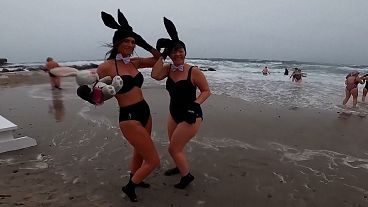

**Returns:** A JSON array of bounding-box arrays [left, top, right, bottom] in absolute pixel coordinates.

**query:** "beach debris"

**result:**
[[273, 172, 286, 183]]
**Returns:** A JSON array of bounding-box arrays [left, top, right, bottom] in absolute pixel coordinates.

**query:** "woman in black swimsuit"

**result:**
[[151, 17, 211, 189], [97, 10, 160, 202], [361, 74, 368, 102]]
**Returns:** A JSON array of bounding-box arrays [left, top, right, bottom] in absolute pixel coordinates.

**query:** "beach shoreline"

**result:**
[[1, 72, 368, 206]]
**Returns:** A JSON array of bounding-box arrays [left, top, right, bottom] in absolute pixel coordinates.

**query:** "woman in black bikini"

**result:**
[[151, 17, 211, 189], [97, 10, 160, 202]]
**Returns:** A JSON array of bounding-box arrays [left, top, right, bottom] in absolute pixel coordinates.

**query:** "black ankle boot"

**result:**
[[164, 167, 180, 176], [122, 179, 138, 202], [130, 173, 150, 188], [174, 173, 194, 189]]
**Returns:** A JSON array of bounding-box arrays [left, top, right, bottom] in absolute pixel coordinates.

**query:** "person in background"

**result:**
[[284, 68, 289, 75], [361, 74, 368, 102], [262, 66, 270, 75], [45, 57, 61, 89], [290, 68, 303, 83], [343, 71, 364, 107], [151, 17, 211, 189]]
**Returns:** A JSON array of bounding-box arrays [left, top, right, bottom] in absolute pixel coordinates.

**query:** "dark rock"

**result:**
[[13, 68, 24, 72], [28, 66, 44, 71], [207, 67, 216, 71], [73, 63, 99, 70], [0, 58, 7, 65]]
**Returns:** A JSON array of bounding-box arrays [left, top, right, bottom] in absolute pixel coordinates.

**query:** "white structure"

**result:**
[[0, 115, 37, 153]]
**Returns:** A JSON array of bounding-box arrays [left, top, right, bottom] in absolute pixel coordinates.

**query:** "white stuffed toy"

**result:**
[[76, 70, 123, 104]]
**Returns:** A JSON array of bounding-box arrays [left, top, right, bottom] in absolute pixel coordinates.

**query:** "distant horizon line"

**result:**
[[3, 57, 368, 67]]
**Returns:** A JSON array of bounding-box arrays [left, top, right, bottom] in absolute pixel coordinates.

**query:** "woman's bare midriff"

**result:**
[[115, 87, 144, 107]]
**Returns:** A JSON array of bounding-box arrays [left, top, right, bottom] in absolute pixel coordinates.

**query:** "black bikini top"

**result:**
[[115, 59, 143, 94], [166, 66, 197, 104]]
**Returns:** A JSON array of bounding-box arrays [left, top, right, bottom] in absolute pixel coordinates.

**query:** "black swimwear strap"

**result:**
[[115, 59, 120, 76], [187, 66, 195, 81]]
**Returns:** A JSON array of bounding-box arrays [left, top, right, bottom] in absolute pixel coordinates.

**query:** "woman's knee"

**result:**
[[147, 155, 160, 169], [168, 144, 181, 156]]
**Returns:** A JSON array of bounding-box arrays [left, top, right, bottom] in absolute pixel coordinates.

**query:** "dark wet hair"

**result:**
[[112, 30, 135, 45], [169, 41, 186, 54], [105, 46, 119, 60]]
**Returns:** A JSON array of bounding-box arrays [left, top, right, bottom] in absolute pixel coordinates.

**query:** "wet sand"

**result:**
[[0, 72, 368, 206]]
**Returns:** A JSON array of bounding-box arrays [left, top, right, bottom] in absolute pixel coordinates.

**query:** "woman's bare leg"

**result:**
[[168, 119, 201, 176], [352, 88, 359, 107], [343, 89, 351, 106], [130, 117, 152, 174], [120, 120, 159, 201]]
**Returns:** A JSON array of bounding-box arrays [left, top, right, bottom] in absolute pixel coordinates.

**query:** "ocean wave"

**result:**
[[5, 58, 368, 113]]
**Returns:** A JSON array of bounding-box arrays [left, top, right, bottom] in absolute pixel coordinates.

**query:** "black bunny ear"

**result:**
[[117, 9, 132, 31], [101, 11, 121, 29], [156, 38, 172, 50], [163, 17, 179, 41]]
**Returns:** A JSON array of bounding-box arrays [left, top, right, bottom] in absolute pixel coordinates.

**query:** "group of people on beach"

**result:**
[[68, 10, 210, 202], [343, 71, 368, 108], [41, 8, 368, 203], [261, 66, 368, 108], [262, 66, 305, 83]]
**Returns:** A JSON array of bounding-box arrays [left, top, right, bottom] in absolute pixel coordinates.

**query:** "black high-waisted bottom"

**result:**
[[119, 100, 150, 127], [170, 102, 203, 124]]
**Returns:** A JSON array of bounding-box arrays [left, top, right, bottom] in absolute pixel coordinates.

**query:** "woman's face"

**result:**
[[169, 47, 186, 65], [117, 37, 135, 56]]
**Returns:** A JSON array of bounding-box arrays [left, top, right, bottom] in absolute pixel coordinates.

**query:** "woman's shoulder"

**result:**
[[98, 59, 114, 68], [189, 65, 203, 74], [188, 65, 206, 80], [187, 64, 199, 70], [97, 60, 115, 74]]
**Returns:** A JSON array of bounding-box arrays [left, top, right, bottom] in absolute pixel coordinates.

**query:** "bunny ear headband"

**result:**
[[161, 17, 186, 53], [101, 9, 135, 44]]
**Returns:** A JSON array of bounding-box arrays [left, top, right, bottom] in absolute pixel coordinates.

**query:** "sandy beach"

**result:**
[[1, 72, 368, 207]]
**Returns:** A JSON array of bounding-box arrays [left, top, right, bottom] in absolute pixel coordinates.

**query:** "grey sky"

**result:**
[[1, 0, 367, 64]]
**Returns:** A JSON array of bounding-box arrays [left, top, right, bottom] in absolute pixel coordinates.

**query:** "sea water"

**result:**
[[3, 58, 368, 114]]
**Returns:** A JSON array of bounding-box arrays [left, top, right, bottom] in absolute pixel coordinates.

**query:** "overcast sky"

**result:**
[[1, 0, 367, 65]]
